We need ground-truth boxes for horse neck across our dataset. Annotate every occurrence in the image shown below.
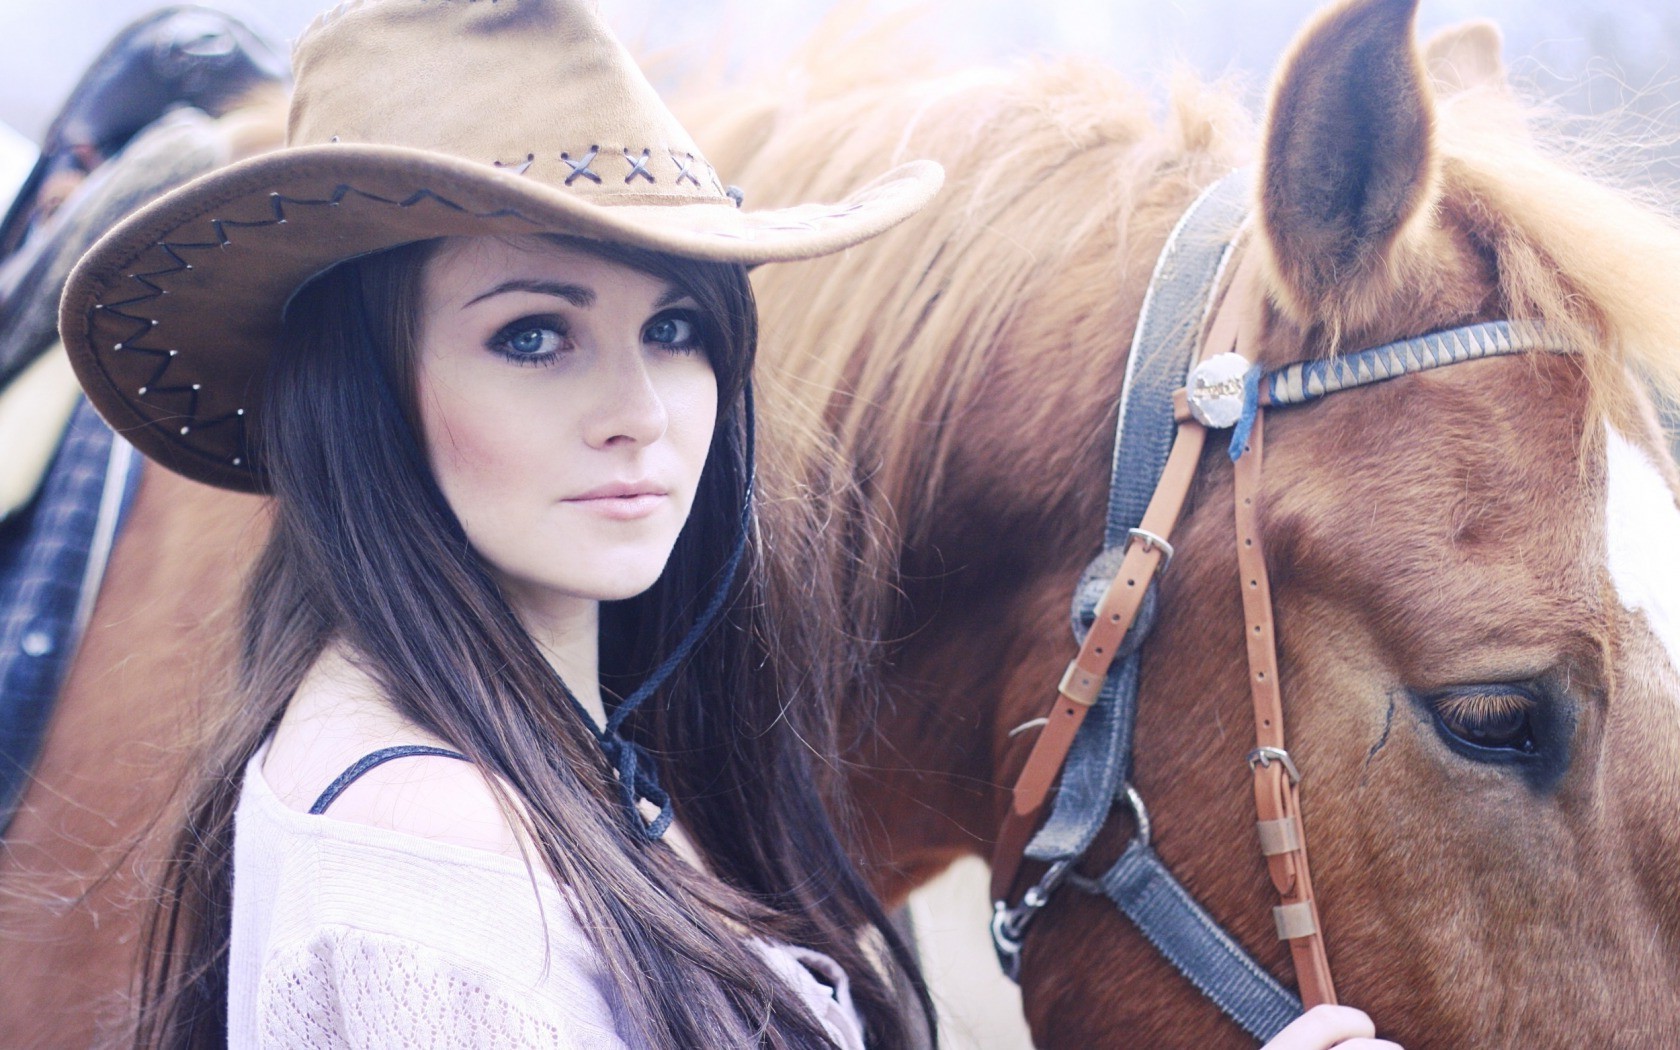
[816,179,1235,900]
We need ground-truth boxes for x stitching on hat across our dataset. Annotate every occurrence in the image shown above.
[560,147,601,185]
[671,150,701,187]
[623,148,654,184]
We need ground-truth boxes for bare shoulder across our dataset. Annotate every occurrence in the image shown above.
[261,648,528,860]
[304,753,528,859]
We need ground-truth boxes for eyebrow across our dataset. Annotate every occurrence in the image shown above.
[464,279,595,308]
[653,287,690,310]
[461,280,695,311]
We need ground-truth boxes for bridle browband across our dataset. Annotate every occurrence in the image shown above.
[987,171,1565,1040]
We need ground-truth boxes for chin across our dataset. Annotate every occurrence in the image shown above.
[577,573,666,603]
[490,526,689,607]
[550,547,679,602]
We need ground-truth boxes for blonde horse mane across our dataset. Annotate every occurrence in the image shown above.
[691,24,1680,649]
[1431,81,1680,422]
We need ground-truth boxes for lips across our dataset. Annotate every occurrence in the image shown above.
[565,480,669,501]
[562,480,670,521]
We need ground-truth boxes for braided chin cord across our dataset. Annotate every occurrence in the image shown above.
[581,384,756,841]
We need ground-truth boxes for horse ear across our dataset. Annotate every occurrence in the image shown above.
[1258,0,1434,323]
[1423,19,1505,94]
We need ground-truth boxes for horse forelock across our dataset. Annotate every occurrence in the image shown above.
[1401,83,1680,433]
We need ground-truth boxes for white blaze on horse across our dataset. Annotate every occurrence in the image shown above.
[1605,427,1680,678]
[4,0,1680,1046]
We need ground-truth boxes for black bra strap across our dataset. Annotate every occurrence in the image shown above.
[309,745,470,815]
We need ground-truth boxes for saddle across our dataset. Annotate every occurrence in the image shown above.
[0,345,79,524]
[0,109,247,519]
[0,6,284,255]
[0,6,284,834]
[0,5,286,392]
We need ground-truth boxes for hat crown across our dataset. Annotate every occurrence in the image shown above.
[289,0,729,204]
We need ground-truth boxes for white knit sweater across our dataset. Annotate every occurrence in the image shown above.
[228,749,866,1048]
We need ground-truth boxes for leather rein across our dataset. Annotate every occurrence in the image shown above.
[985,172,1563,1040]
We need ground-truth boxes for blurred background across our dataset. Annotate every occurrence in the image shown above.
[3,1,1678,160]
[2,2,1675,1047]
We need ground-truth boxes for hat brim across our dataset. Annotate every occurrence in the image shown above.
[60,144,942,492]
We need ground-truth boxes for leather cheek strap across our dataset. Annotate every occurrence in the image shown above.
[988,256,1253,905]
[989,251,1338,1015]
[1233,403,1337,1009]
[988,424,1204,903]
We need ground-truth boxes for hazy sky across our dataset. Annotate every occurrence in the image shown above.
[0,0,1675,198]
[3,1,1677,134]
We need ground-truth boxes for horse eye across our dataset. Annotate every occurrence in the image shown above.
[1428,688,1539,757]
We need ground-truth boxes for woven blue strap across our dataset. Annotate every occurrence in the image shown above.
[1020,170,1306,1042]
[1103,172,1251,548]
[1229,321,1559,462]
[1023,652,1138,862]
[1028,171,1248,863]
[1265,319,1554,406]
[1095,839,1302,1041]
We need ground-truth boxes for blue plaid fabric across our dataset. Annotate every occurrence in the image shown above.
[0,396,140,834]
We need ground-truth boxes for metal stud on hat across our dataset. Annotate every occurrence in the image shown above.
[60,0,943,493]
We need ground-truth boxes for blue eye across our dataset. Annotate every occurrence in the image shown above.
[644,311,704,353]
[490,317,567,364]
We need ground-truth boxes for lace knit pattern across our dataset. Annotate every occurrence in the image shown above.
[259,928,626,1049]
[230,749,864,1049]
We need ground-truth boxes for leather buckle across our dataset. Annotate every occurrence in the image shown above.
[1126,527,1175,575]
[1247,746,1301,784]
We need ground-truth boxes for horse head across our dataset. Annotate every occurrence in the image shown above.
[1201,0,1680,1041]
[723,0,1680,1043]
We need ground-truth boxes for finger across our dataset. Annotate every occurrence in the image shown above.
[1263,1005,1378,1049]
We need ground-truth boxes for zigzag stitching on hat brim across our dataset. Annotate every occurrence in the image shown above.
[69,151,942,492]
[88,181,557,487]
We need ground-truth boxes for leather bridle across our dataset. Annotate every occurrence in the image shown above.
[986,172,1564,1039]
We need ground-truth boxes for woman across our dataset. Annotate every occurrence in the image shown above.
[59,1,1397,1046]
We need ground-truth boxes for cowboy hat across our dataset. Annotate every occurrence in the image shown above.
[59,0,943,492]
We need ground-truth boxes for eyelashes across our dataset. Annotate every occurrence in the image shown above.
[484,309,709,367]
[642,308,707,355]
[488,315,570,366]
[1429,686,1538,754]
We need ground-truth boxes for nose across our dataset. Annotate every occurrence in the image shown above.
[581,342,668,450]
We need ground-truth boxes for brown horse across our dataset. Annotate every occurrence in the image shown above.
[6,1,1680,1047]
[698,0,1680,1044]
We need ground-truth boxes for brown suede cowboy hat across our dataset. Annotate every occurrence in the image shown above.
[59,0,943,493]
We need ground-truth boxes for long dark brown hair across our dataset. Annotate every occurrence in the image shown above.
[134,235,933,1048]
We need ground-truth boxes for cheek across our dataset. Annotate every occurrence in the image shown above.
[663,364,720,476]
[417,361,561,518]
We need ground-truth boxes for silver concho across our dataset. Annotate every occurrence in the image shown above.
[1186,352,1251,429]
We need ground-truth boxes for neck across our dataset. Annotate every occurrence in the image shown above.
[501,581,604,729]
